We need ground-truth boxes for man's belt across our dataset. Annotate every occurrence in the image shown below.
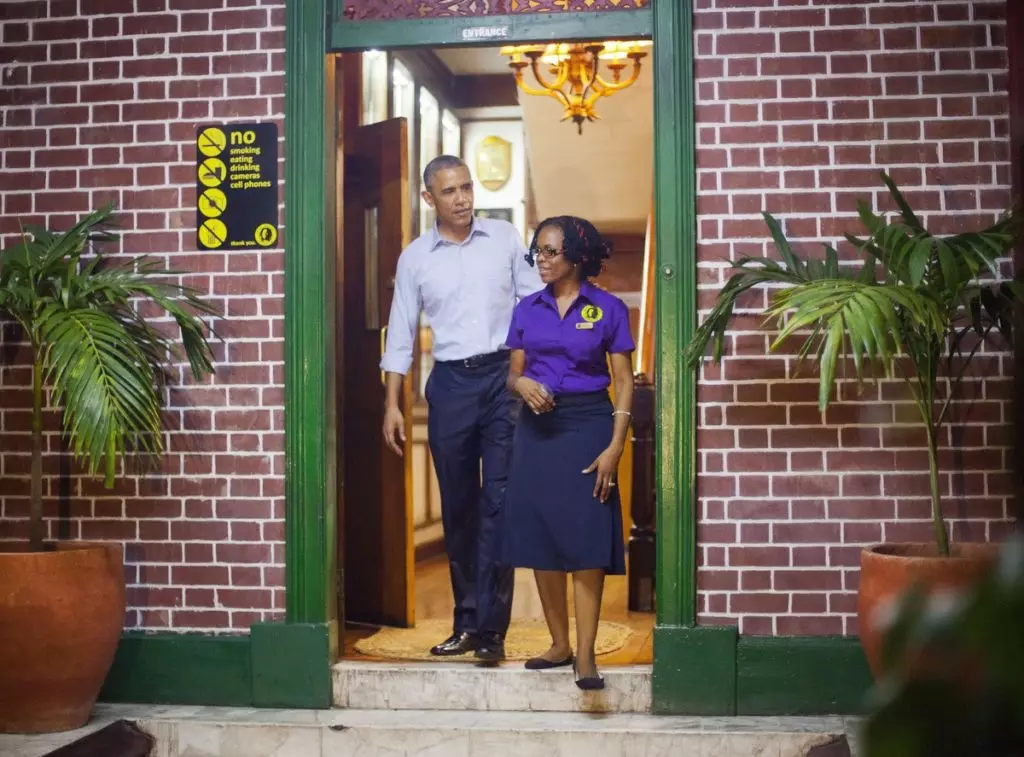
[438,351,509,369]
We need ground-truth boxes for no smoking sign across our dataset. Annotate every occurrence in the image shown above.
[195,123,278,251]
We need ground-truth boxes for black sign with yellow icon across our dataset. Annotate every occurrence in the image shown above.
[195,122,279,251]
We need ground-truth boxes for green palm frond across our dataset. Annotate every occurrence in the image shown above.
[0,206,221,550]
[683,254,805,369]
[847,194,1013,289]
[683,170,1018,555]
[765,280,946,409]
[40,306,164,486]
[67,258,218,380]
[684,211,851,370]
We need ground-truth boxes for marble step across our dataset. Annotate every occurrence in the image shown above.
[332,661,651,712]
[132,705,856,757]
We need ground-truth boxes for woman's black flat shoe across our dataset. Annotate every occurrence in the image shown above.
[573,661,605,690]
[575,675,605,691]
[525,653,574,670]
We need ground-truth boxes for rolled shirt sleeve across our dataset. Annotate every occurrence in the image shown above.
[511,225,544,300]
[380,253,421,375]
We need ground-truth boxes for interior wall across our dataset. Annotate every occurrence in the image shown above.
[520,71,653,235]
[462,119,528,240]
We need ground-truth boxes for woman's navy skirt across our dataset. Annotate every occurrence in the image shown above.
[503,391,626,575]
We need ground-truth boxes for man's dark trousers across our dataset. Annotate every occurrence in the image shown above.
[426,353,515,640]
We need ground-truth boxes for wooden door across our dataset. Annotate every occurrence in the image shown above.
[339,111,415,628]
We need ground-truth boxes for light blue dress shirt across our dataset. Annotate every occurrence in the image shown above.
[381,218,544,375]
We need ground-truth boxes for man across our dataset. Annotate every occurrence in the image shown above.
[381,155,542,662]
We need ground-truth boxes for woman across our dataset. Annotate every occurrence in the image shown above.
[503,216,635,690]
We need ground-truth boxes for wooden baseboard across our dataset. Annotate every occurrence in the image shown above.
[415,536,446,563]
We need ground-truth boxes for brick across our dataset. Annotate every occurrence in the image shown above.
[739,523,770,543]
[727,500,789,521]
[729,547,791,569]
[868,5,934,25]
[740,571,771,591]
[716,33,776,56]
[780,79,813,99]
[718,80,778,101]
[875,142,939,166]
[760,56,827,77]
[777,616,843,635]
[775,570,841,591]
[123,14,179,36]
[871,52,936,74]
[923,73,992,95]
[814,28,880,52]
[763,147,830,167]
[32,18,90,41]
[815,77,882,98]
[831,55,868,75]
[924,119,993,140]
[921,25,988,49]
[779,31,811,54]
[731,594,789,614]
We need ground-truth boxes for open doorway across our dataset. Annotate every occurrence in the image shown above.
[335,42,657,667]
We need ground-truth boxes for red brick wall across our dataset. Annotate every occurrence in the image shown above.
[695,0,1014,635]
[0,0,286,632]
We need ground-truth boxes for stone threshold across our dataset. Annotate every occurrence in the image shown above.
[0,704,860,757]
[332,660,652,712]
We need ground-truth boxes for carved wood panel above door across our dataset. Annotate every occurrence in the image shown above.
[342,0,650,22]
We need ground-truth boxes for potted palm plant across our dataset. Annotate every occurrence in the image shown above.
[861,537,1024,756]
[0,205,217,733]
[684,173,1018,677]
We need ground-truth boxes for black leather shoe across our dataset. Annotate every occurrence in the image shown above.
[474,635,506,662]
[430,632,479,656]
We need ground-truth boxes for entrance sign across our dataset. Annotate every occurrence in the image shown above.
[195,123,278,250]
[460,25,509,41]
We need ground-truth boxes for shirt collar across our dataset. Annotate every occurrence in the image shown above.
[536,280,599,309]
[429,217,489,251]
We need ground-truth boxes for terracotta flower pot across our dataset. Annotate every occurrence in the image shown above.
[0,542,125,734]
[857,542,996,679]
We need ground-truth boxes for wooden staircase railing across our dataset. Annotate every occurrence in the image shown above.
[628,205,656,613]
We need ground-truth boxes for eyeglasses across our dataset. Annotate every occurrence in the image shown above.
[530,245,564,260]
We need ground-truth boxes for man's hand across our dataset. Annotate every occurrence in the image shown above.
[383,405,406,456]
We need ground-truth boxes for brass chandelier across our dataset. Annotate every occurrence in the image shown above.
[500,41,652,134]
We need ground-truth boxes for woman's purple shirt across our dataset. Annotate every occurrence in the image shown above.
[505,281,635,395]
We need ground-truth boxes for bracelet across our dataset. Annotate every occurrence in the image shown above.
[612,410,632,419]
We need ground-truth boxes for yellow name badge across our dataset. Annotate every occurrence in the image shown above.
[576,322,595,330]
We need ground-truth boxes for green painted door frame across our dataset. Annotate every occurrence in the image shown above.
[297,0,701,713]
[319,2,698,634]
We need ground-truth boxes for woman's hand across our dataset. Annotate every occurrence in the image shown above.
[583,445,623,503]
[515,377,555,414]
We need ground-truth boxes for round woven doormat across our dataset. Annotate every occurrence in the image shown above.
[354,618,632,662]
